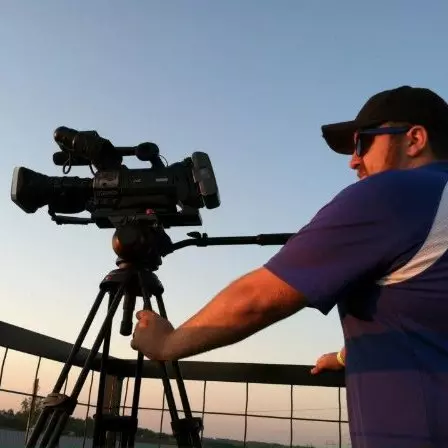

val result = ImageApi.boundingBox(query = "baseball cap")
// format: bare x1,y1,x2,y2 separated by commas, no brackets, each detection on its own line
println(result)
321,85,448,155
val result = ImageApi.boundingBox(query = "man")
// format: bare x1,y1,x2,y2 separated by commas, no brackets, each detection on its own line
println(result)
131,85,448,447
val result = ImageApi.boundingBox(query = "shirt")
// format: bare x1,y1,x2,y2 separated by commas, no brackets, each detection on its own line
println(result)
264,162,448,448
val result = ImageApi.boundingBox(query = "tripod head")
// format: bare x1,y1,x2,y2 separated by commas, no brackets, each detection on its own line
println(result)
108,217,295,338
112,216,172,270
105,213,174,337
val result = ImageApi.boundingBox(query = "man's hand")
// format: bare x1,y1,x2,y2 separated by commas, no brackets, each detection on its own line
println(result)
130,310,175,360
310,351,344,375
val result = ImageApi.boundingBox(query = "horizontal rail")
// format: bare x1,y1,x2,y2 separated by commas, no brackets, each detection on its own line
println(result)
0,320,345,387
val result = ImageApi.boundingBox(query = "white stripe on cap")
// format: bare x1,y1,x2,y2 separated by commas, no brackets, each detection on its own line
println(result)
377,181,448,286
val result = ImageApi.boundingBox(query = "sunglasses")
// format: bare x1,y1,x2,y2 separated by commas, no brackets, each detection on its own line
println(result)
355,126,411,157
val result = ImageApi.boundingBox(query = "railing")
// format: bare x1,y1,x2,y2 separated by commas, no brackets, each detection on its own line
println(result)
0,321,347,447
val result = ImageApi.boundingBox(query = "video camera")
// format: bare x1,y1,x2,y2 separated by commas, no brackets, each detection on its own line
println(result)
10,127,220,229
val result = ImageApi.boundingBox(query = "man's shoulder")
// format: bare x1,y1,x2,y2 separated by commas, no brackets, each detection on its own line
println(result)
362,164,447,188
336,165,448,207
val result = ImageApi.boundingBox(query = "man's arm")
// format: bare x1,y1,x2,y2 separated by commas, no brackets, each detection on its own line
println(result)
132,172,418,361
134,267,307,360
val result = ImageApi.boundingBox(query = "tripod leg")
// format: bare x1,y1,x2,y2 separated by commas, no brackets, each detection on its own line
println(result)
92,293,115,447
137,272,203,448
116,292,157,448
154,293,203,448
44,283,127,448
155,294,195,414
26,289,108,448
137,273,181,420
122,350,145,448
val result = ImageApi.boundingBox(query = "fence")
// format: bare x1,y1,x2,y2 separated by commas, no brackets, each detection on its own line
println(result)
0,321,347,447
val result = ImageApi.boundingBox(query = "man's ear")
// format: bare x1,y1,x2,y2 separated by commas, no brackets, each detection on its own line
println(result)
406,125,429,157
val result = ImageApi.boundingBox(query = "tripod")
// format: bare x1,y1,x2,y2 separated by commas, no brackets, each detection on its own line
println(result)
25,221,293,448
26,223,203,448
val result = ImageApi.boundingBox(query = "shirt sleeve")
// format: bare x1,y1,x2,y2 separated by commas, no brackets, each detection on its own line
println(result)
264,171,437,315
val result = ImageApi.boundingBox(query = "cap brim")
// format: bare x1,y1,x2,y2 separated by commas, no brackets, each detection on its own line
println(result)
321,120,361,155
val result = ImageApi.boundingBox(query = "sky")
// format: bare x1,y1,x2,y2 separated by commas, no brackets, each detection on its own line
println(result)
1,0,448,446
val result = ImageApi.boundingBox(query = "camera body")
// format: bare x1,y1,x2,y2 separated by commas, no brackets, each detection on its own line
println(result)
11,127,220,229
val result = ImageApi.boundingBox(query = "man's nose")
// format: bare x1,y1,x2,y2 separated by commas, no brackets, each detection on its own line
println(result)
350,152,361,170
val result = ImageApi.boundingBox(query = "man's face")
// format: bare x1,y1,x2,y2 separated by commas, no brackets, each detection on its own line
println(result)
350,124,410,180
